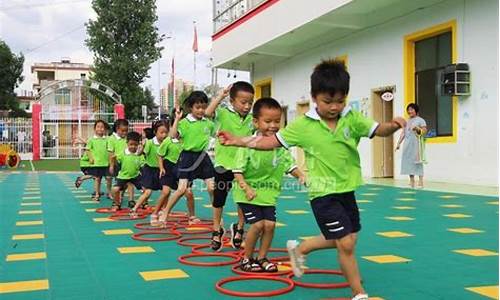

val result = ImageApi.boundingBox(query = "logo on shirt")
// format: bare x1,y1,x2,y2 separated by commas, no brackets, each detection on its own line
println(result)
343,127,351,140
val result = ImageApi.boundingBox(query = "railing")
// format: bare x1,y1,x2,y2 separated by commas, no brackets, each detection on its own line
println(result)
213,0,267,33
0,118,33,157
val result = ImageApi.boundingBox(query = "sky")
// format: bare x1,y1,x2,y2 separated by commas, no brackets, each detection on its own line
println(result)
1,0,249,102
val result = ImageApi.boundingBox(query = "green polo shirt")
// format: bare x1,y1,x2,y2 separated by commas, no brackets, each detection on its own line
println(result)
116,149,145,179
157,137,182,164
213,104,254,170
143,137,161,168
232,145,296,206
276,107,378,199
107,133,127,156
177,114,214,152
86,136,109,167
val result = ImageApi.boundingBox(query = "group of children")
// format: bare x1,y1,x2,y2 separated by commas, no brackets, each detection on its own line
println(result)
77,59,406,300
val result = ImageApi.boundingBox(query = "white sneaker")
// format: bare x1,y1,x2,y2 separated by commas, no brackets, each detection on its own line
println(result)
286,240,305,277
352,294,369,300
150,214,160,226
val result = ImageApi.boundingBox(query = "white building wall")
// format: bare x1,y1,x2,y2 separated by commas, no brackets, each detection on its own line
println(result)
253,0,498,186
55,69,90,81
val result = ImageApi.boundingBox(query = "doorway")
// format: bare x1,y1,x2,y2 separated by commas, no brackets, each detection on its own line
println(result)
371,87,395,178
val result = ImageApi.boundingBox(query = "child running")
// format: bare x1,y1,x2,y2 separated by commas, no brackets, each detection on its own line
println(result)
219,59,406,300
111,131,144,211
205,82,255,250
233,97,305,272
75,120,110,201
158,91,216,227
130,120,169,215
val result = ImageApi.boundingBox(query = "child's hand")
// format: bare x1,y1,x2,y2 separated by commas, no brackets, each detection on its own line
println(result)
392,117,406,129
159,168,165,178
244,187,256,201
219,84,232,99
174,109,183,120
109,166,114,175
298,175,307,186
218,131,236,146
89,158,94,164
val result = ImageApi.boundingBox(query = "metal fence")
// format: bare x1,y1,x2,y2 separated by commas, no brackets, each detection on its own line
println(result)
0,118,33,157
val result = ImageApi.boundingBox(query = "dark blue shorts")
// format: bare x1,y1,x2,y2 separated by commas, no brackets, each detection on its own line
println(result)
159,159,179,190
114,177,142,191
238,203,276,224
177,151,215,182
87,167,108,178
141,165,161,190
80,167,90,175
310,191,360,240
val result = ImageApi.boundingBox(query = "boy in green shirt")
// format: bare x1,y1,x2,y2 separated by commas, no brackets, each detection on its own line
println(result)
233,98,304,272
108,119,133,205
111,131,145,211
219,59,406,300
205,81,255,251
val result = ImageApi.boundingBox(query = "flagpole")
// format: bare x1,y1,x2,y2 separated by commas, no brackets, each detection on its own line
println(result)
193,20,198,88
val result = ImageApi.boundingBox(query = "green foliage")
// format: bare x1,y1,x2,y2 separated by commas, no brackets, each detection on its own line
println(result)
0,40,26,117
86,0,162,119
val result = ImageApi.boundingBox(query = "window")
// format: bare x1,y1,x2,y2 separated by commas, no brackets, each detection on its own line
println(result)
404,20,457,143
415,31,452,137
254,78,272,99
55,88,71,105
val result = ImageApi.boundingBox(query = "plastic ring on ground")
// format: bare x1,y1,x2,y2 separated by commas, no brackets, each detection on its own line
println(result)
215,275,295,297
230,263,293,277
110,213,147,221
177,218,213,226
287,269,349,289
178,253,240,267
132,231,181,242
113,208,152,215
96,207,127,214
171,225,212,235
134,222,177,231
192,244,241,255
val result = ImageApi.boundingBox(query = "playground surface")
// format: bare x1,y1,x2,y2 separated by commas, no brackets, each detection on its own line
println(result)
0,172,498,299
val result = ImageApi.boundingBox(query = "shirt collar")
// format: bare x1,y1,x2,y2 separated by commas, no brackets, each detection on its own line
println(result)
113,132,123,139
124,148,137,155
186,113,206,122
93,135,106,139
304,105,352,120
227,103,251,119
152,136,160,145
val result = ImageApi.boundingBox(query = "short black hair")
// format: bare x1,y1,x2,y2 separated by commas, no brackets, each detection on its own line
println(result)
152,120,170,134
126,131,141,142
143,127,154,139
252,97,282,118
114,119,129,132
230,81,255,99
184,91,209,108
94,120,109,130
406,103,420,114
311,59,350,98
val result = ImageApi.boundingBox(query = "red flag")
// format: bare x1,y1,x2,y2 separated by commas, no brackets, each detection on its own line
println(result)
192,22,198,52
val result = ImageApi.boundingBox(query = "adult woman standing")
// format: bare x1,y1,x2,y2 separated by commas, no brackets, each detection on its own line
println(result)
396,103,427,188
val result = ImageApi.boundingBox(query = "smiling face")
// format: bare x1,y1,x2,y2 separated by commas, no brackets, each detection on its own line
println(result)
127,139,139,153
253,107,282,137
116,125,128,138
407,106,417,118
190,102,208,119
94,122,106,137
313,92,347,121
155,125,168,143
231,90,254,116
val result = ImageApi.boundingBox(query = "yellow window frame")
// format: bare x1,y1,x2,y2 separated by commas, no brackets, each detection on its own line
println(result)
403,20,457,144
254,78,272,100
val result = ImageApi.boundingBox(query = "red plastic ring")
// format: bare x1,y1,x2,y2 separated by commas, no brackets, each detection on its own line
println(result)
131,231,181,242
178,253,240,267
177,218,214,226
96,207,127,214
287,269,349,289
215,275,295,297
134,222,177,231
230,263,292,277
171,225,213,235
191,244,241,255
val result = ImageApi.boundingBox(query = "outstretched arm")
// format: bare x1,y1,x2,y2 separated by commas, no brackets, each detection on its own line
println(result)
169,109,183,138
375,117,406,137
218,132,282,150
205,85,231,118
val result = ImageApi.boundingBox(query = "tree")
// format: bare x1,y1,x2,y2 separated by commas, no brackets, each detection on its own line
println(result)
0,40,26,117
85,0,162,119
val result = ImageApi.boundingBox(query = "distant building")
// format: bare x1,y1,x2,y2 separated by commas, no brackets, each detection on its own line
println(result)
31,58,92,93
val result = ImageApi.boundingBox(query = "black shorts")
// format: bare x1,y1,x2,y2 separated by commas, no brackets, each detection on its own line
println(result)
87,167,108,178
310,191,360,240
177,151,215,182
140,165,161,190
159,159,179,190
114,177,142,191
238,203,276,224
213,167,234,208
80,167,90,175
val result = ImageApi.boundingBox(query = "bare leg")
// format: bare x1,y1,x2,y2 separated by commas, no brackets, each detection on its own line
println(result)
185,188,195,218
409,175,415,188
161,179,188,217
418,176,424,188
257,221,275,259
335,233,365,296
243,221,264,259
153,186,171,215
106,177,112,198
93,177,102,200
134,189,152,211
